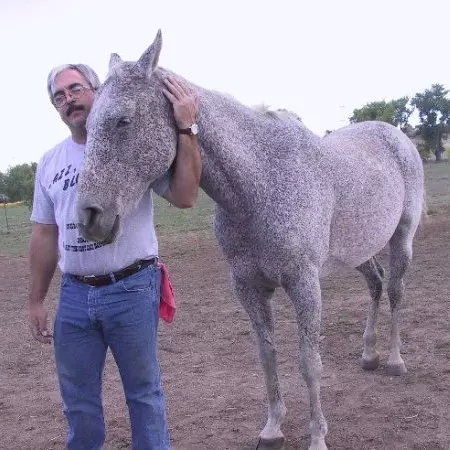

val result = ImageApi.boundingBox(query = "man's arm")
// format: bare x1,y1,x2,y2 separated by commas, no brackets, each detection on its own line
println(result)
28,223,58,344
162,77,202,208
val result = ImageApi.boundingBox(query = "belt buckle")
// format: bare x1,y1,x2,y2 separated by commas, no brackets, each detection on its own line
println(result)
83,274,97,283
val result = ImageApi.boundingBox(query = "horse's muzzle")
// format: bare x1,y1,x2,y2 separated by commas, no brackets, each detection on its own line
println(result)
77,203,120,244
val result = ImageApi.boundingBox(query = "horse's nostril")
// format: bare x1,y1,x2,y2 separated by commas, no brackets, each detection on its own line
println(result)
82,206,103,229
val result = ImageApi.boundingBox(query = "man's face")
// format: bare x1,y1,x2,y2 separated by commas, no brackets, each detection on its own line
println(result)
52,69,95,131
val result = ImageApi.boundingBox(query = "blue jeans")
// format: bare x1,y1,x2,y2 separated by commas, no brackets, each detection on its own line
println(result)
54,265,170,450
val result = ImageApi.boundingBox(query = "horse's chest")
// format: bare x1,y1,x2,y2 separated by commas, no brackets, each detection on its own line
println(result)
223,245,284,288
214,211,318,287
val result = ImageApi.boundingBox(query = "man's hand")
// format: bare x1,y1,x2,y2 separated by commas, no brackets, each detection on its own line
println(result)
163,77,198,129
29,303,53,344
160,76,202,208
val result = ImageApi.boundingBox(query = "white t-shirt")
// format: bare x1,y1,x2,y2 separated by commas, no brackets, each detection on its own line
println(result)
31,137,169,276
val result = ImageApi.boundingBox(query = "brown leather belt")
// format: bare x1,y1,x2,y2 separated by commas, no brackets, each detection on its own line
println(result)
72,258,157,287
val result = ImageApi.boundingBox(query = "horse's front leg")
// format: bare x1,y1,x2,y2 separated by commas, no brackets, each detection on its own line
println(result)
285,266,328,450
232,276,287,450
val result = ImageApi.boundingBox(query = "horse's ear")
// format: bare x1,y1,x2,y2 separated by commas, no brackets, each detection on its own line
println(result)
109,53,123,71
137,29,162,77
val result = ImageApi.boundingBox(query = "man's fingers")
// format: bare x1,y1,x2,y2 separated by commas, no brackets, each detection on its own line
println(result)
193,94,199,109
164,77,187,99
33,330,52,343
169,78,186,95
36,334,52,344
163,77,199,129
30,323,49,343
162,88,177,104
29,310,53,344
34,327,53,344
163,78,182,98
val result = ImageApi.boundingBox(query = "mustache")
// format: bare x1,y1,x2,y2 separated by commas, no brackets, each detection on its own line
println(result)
66,104,85,117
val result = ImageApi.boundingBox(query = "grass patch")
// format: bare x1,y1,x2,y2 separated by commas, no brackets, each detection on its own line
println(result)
424,162,450,216
0,203,30,230
154,189,213,236
0,203,32,256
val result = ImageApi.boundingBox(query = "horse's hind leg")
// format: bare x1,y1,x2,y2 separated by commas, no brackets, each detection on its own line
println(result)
232,276,287,450
387,216,417,376
357,256,384,370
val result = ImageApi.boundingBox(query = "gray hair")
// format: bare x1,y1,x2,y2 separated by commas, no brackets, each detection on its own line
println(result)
47,64,101,104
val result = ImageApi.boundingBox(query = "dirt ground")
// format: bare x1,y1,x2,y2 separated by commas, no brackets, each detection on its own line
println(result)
0,215,449,450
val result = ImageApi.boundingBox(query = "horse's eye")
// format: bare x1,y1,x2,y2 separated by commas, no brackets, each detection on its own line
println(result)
117,117,131,128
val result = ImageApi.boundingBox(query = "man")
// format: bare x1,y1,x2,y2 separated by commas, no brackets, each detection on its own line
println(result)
28,63,201,449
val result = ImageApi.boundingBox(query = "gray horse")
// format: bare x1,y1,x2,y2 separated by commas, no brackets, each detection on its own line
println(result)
76,31,424,450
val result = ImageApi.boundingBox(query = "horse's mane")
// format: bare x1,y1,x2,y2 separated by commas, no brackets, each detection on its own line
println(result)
252,104,302,122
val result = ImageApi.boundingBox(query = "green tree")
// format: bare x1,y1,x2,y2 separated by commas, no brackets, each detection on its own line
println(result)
350,97,413,130
0,171,7,195
411,84,450,161
5,163,36,206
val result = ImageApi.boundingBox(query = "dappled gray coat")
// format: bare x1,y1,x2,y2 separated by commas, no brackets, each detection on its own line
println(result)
77,31,425,450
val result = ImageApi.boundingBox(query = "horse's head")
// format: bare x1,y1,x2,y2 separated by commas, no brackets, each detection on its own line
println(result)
77,30,177,244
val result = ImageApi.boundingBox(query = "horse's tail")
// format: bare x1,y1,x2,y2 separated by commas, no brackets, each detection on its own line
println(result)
422,187,428,217
420,185,429,225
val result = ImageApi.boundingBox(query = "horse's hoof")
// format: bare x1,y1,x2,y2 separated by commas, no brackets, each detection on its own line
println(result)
256,436,286,450
387,362,407,376
362,354,380,371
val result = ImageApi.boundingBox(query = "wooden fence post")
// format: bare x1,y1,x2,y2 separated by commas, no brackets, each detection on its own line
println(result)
3,203,9,233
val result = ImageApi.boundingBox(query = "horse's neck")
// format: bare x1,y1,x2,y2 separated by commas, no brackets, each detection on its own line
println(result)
195,90,263,217
194,88,317,219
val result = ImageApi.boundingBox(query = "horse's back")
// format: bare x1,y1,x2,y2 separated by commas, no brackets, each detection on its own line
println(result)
323,121,421,169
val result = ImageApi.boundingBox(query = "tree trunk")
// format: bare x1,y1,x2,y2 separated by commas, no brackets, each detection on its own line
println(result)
435,129,443,161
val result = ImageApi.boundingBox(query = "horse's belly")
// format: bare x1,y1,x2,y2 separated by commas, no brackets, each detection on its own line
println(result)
329,197,403,268
327,157,407,268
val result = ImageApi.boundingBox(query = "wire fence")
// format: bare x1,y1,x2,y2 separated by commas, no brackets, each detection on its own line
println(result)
0,203,31,233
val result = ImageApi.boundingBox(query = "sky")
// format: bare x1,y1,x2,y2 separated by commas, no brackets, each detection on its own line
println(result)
1,0,449,172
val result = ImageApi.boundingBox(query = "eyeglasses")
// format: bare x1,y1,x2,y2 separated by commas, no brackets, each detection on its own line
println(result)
53,84,91,108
